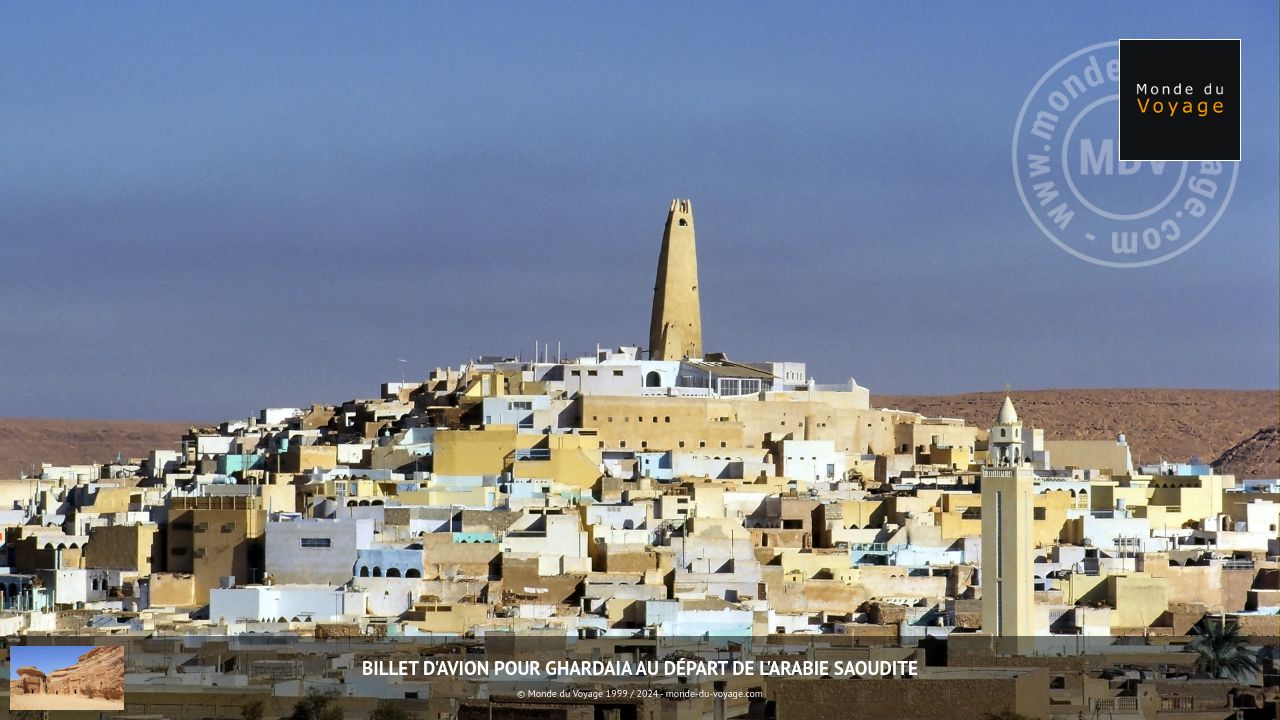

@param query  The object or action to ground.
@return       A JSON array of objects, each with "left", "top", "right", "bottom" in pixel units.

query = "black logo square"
[{"left": 1119, "top": 39, "right": 1240, "bottom": 161}]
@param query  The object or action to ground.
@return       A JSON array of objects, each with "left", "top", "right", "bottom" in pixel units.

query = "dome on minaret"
[{"left": 997, "top": 395, "right": 1019, "bottom": 424}]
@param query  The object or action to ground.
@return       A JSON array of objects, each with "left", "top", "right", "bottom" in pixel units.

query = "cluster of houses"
[
  {"left": 1, "top": 200, "right": 1275, "bottom": 717},
  {"left": 2, "top": 348, "right": 1275, "bottom": 644}
]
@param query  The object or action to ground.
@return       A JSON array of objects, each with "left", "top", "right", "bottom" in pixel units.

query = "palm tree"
[{"left": 1188, "top": 617, "right": 1260, "bottom": 683}]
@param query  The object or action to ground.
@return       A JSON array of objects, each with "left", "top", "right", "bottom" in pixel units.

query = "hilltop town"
[{"left": 2, "top": 200, "right": 1276, "bottom": 718}]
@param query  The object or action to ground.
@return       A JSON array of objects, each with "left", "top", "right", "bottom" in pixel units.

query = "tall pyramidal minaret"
[{"left": 649, "top": 199, "right": 703, "bottom": 361}]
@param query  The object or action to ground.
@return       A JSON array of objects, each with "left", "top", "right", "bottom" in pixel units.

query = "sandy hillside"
[
  {"left": 872, "top": 389, "right": 1278, "bottom": 478},
  {"left": 0, "top": 418, "right": 192, "bottom": 479},
  {"left": 1211, "top": 425, "right": 1279, "bottom": 480}
]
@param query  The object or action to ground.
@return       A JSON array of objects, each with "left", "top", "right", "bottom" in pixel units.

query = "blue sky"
[
  {"left": 1, "top": 2, "right": 1276, "bottom": 420},
  {"left": 9, "top": 646, "right": 94, "bottom": 678}
]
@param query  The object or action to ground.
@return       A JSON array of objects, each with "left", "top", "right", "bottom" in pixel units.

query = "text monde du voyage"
[
  {"left": 363, "top": 658, "right": 919, "bottom": 678},
  {"left": 1134, "top": 83, "right": 1228, "bottom": 118}
]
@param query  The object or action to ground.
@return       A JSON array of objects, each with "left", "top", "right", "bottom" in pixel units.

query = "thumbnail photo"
[{"left": 8, "top": 646, "right": 125, "bottom": 712}]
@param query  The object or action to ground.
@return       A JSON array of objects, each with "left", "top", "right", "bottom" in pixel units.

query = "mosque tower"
[
  {"left": 980, "top": 394, "right": 1037, "bottom": 651},
  {"left": 648, "top": 199, "right": 703, "bottom": 361},
  {"left": 988, "top": 395, "right": 1025, "bottom": 467}
]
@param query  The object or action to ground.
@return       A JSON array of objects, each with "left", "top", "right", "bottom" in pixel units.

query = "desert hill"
[
  {"left": 0, "top": 418, "right": 193, "bottom": 479},
  {"left": 1211, "top": 425, "right": 1279, "bottom": 480},
  {"left": 873, "top": 388, "right": 1278, "bottom": 478}
]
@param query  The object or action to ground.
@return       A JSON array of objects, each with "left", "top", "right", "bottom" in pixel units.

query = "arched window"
[
  {"left": 358, "top": 566, "right": 370, "bottom": 577},
  {"left": 405, "top": 569, "right": 421, "bottom": 578},
  {"left": 645, "top": 371, "right": 661, "bottom": 387},
  {"left": 386, "top": 568, "right": 401, "bottom": 578}
]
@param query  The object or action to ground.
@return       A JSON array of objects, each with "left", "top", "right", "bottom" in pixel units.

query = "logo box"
[{"left": 1119, "top": 39, "right": 1240, "bottom": 161}]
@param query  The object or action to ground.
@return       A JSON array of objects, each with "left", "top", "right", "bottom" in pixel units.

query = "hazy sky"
[{"left": 2, "top": 2, "right": 1277, "bottom": 421}]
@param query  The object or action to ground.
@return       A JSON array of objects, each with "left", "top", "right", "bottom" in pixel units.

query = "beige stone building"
[{"left": 165, "top": 495, "right": 266, "bottom": 603}]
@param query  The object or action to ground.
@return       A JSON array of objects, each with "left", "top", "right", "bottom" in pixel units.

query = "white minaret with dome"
[
  {"left": 987, "top": 395, "right": 1024, "bottom": 467},
  {"left": 980, "top": 392, "right": 1038, "bottom": 651}
]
